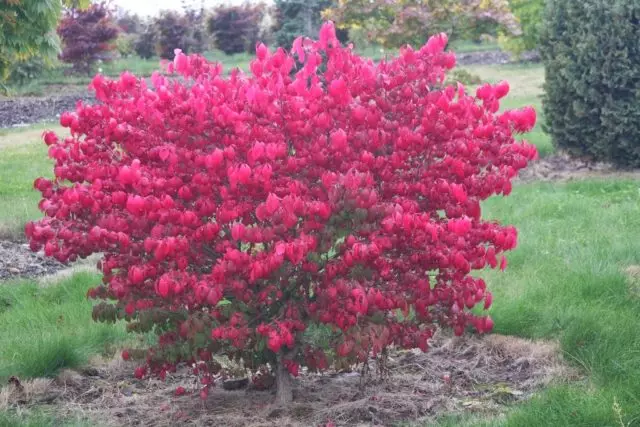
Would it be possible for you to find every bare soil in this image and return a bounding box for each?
[518,153,640,183]
[1,332,576,427]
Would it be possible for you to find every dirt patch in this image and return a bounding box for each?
[1,332,576,426]
[518,153,640,183]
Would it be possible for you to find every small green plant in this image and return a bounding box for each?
[446,69,482,86]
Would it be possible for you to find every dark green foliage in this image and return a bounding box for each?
[0,0,90,84]
[499,0,545,55]
[6,56,48,87]
[208,5,264,55]
[540,0,640,167]
[134,24,156,59]
[273,0,333,48]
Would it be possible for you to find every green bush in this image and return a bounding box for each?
[115,33,135,58]
[540,0,640,167]
[134,24,156,59]
[6,56,49,87]
[498,0,545,56]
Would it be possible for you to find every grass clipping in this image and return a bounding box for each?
[1,332,576,426]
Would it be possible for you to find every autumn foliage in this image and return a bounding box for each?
[27,22,536,401]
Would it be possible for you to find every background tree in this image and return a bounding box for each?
[0,0,90,87]
[182,1,207,55]
[134,22,157,59]
[58,2,120,75]
[272,0,335,48]
[540,0,640,167]
[115,9,141,34]
[155,8,206,59]
[498,0,545,56]
[324,0,520,48]
[155,11,190,59]
[207,5,265,55]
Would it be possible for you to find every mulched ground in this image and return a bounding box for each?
[0,90,94,128]
[0,332,576,427]
[0,240,67,281]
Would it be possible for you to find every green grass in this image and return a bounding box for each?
[0,410,95,427]
[0,127,56,238]
[0,272,129,382]
[449,39,501,53]
[470,179,640,426]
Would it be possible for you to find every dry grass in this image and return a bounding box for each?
[0,332,576,427]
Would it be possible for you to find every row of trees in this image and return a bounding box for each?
[1,0,547,84]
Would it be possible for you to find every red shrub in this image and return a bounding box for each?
[57,2,119,75]
[27,23,536,402]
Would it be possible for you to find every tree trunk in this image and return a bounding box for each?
[275,353,293,405]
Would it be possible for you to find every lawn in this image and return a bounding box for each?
[0,272,129,383]
[0,61,638,425]
[0,126,60,239]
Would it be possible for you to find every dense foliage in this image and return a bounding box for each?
[273,0,333,48]
[540,0,640,167]
[498,0,544,56]
[115,10,141,34]
[208,5,265,55]
[155,10,205,59]
[28,23,536,403]
[0,0,90,85]
[323,0,520,48]
[134,24,157,59]
[58,2,119,75]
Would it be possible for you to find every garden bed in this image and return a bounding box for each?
[1,332,574,427]
[0,240,67,281]
[0,90,93,129]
